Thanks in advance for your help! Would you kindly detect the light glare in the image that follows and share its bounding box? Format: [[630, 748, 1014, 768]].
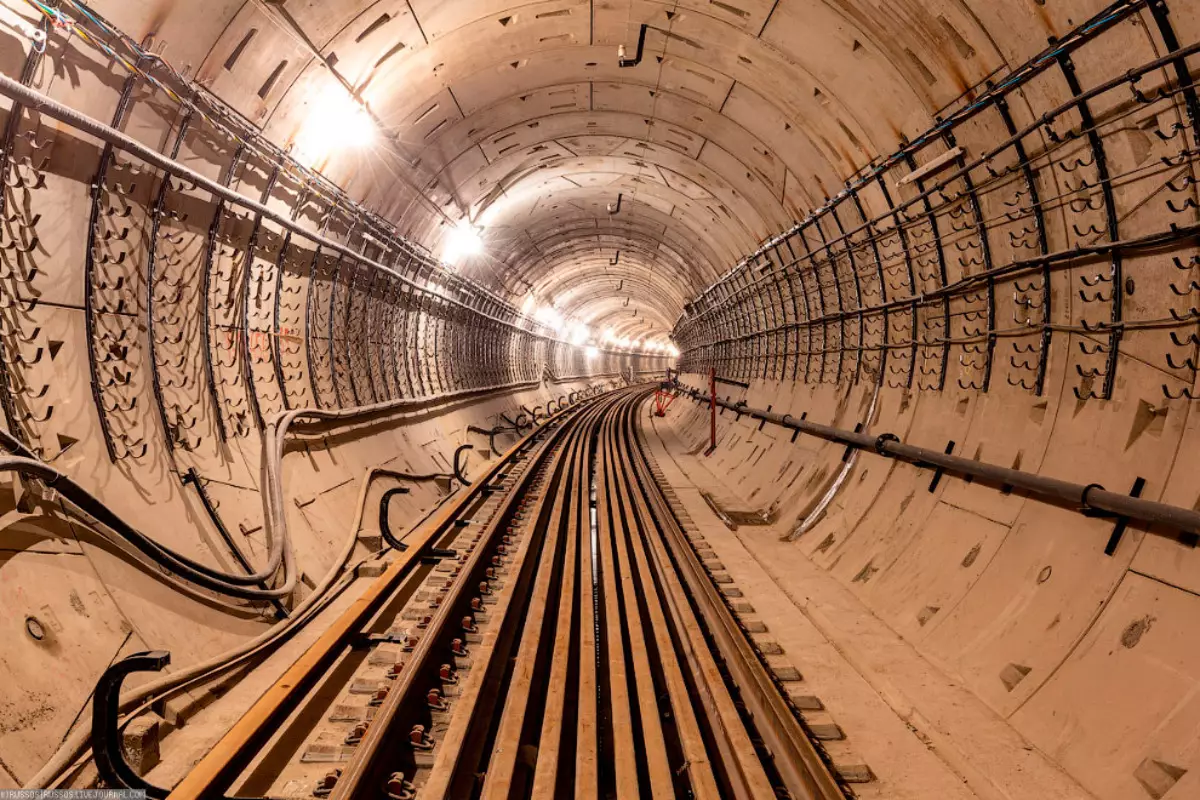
[[443, 221, 484, 266], [294, 88, 375, 165], [534, 305, 565, 334]]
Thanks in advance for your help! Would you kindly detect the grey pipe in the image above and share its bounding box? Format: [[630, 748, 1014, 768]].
[[677, 381, 1200, 534]]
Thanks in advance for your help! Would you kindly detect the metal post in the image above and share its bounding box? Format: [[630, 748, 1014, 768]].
[[708, 366, 717, 454]]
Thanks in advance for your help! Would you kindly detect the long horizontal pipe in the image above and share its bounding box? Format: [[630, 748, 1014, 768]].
[[687, 0, 1146, 306], [676, 381, 1200, 534], [0, 72, 588, 348], [0, 74, 693, 364], [682, 32, 1200, 325]]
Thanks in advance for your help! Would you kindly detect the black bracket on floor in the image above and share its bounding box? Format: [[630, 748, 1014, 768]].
[[788, 412, 807, 443], [93, 650, 172, 799], [352, 632, 408, 649]]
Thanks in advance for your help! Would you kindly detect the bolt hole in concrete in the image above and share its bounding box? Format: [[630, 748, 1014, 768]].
[[25, 615, 45, 640]]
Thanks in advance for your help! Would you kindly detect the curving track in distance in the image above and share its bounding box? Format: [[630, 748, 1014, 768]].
[[168, 385, 845, 800]]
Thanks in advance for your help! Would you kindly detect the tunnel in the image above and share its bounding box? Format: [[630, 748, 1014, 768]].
[[1, 0, 1199, 798]]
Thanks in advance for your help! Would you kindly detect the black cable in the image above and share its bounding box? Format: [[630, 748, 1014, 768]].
[[453, 444, 474, 486], [0, 430, 288, 600], [182, 469, 289, 618], [378, 487, 411, 551]]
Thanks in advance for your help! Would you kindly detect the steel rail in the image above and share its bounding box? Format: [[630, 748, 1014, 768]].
[[324, 406, 583, 799], [528, 402, 596, 799], [599, 404, 731, 799], [367, 394, 620, 800], [476, 401, 609, 799], [159, 385, 846, 800], [620, 392, 846, 799], [165, 394, 584, 800]]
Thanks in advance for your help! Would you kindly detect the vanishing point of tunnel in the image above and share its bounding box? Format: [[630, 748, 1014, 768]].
[[1, 0, 1199, 798]]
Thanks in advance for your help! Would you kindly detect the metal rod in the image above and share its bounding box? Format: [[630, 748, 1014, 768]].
[[676, 380, 1200, 534], [708, 367, 716, 453], [0, 71, 541, 340]]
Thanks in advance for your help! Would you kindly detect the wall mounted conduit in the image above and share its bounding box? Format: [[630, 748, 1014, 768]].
[[22, 377, 557, 790], [675, 381, 1200, 535]]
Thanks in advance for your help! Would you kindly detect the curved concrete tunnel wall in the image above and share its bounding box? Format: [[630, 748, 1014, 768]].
[[0, 0, 670, 786], [1, 0, 1200, 797], [662, 3, 1200, 799]]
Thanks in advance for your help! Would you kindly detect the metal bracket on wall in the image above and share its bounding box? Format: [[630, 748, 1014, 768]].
[[1087, 476, 1146, 556]]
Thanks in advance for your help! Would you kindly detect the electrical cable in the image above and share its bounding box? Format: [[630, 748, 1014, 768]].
[[24, 456, 473, 791]]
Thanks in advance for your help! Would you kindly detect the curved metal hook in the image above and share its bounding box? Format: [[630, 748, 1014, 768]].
[[1166, 352, 1198, 371], [1163, 383, 1198, 400]]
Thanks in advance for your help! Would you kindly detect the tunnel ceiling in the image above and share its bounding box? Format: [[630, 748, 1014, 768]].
[[92, 0, 1022, 344]]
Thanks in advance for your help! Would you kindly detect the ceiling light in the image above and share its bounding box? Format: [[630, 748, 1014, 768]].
[[294, 87, 376, 165], [586, 345, 599, 358], [443, 220, 484, 266]]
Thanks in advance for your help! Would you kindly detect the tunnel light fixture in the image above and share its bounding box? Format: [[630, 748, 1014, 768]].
[[443, 220, 484, 266], [569, 323, 590, 346], [586, 345, 599, 358], [294, 87, 376, 165]]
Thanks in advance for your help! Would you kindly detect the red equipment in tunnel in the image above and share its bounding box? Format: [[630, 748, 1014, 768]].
[[653, 369, 677, 417], [653, 386, 676, 417]]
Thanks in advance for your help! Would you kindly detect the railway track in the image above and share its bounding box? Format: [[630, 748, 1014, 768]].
[[166, 386, 845, 800]]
